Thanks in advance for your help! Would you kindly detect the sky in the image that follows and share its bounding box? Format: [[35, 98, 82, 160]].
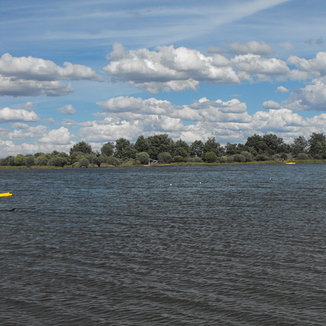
[[1, 0, 326, 157]]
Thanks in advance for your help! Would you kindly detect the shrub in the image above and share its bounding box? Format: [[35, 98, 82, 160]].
[[227, 155, 234, 163], [234, 154, 245, 162], [297, 153, 309, 160], [158, 152, 172, 164], [187, 156, 203, 163], [203, 151, 218, 163], [218, 156, 227, 163], [136, 152, 150, 164]]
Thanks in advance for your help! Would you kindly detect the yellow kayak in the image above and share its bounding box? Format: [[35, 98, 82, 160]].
[[0, 192, 12, 197]]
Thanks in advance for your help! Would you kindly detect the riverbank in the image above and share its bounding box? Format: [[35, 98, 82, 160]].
[[1, 159, 326, 169]]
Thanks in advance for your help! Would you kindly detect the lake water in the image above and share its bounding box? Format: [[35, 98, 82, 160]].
[[0, 164, 325, 325]]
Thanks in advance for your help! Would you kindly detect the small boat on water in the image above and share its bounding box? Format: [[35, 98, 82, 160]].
[[285, 161, 296, 164], [0, 192, 12, 197]]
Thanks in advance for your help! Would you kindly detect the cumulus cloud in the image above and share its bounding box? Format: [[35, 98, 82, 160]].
[[103, 43, 240, 92], [282, 78, 326, 111], [226, 41, 275, 56], [276, 86, 289, 93], [0, 53, 102, 97], [287, 52, 326, 78], [38, 127, 73, 144], [232, 54, 290, 77], [0, 107, 39, 122], [0, 53, 103, 82], [58, 104, 76, 115], [262, 100, 282, 110]]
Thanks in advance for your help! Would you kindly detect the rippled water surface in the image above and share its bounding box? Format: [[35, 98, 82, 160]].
[[1, 164, 325, 325]]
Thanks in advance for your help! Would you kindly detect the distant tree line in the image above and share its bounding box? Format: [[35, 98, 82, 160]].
[[1, 133, 326, 167]]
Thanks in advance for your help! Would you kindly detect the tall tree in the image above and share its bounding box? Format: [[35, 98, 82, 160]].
[[147, 134, 174, 160], [114, 138, 136, 159], [203, 137, 221, 156], [70, 141, 93, 155], [135, 135, 149, 153], [308, 133, 326, 157], [190, 140, 204, 157], [101, 142, 114, 156]]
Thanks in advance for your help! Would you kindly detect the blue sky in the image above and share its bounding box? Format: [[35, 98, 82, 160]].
[[1, 0, 326, 156]]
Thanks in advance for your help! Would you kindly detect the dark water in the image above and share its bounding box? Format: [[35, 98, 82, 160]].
[[0, 164, 325, 325]]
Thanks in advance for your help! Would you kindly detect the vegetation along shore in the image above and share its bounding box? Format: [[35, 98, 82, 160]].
[[1, 133, 326, 168]]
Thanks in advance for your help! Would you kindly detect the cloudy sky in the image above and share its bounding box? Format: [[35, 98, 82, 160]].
[[1, 0, 326, 157]]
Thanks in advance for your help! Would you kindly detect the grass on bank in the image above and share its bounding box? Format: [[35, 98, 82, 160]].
[[1, 159, 326, 169]]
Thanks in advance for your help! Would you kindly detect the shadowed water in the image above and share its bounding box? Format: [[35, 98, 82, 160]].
[[1, 164, 325, 325]]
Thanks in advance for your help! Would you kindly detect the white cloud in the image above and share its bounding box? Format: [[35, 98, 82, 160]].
[[0, 75, 74, 97], [262, 100, 282, 110], [287, 52, 326, 77], [226, 41, 275, 56], [232, 54, 290, 76], [282, 78, 326, 111], [0, 107, 39, 122], [0, 53, 103, 97], [276, 86, 289, 93], [103, 44, 240, 92], [0, 53, 103, 82], [58, 104, 76, 115], [38, 127, 73, 144]]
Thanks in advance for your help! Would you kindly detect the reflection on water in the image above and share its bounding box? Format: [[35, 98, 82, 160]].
[[1, 164, 325, 325]]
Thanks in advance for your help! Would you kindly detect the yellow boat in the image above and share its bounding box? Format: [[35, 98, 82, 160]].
[[285, 161, 296, 164], [0, 192, 12, 197]]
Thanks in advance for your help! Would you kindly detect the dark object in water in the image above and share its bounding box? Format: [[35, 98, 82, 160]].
[[0, 208, 17, 212]]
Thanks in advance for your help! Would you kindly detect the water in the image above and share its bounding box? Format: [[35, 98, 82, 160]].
[[0, 164, 325, 325]]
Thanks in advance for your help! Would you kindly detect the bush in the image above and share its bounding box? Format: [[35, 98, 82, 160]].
[[79, 158, 90, 167], [255, 154, 269, 161], [234, 154, 245, 162], [187, 156, 203, 163], [203, 151, 218, 163], [297, 153, 309, 160], [106, 156, 120, 166], [227, 155, 234, 163], [158, 152, 172, 164], [218, 156, 227, 163], [35, 155, 49, 166], [173, 155, 187, 163], [136, 152, 150, 164], [48, 156, 68, 167]]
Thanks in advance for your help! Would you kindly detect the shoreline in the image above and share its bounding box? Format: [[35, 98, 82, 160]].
[[0, 159, 326, 169]]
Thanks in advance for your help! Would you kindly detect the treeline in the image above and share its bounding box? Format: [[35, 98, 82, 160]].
[[1, 133, 326, 167]]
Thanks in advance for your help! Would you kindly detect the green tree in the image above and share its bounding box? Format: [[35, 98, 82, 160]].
[[147, 134, 174, 160], [190, 140, 204, 157], [70, 141, 93, 155], [114, 138, 137, 159], [136, 152, 150, 164], [262, 134, 286, 155], [134, 135, 149, 153], [225, 143, 239, 155], [101, 142, 114, 156], [291, 136, 308, 156], [48, 155, 68, 167], [78, 158, 90, 167], [245, 134, 267, 154], [14, 155, 26, 166], [203, 151, 218, 163], [308, 133, 326, 158], [26, 155, 34, 167], [35, 155, 50, 166], [203, 137, 221, 156], [158, 152, 172, 163]]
